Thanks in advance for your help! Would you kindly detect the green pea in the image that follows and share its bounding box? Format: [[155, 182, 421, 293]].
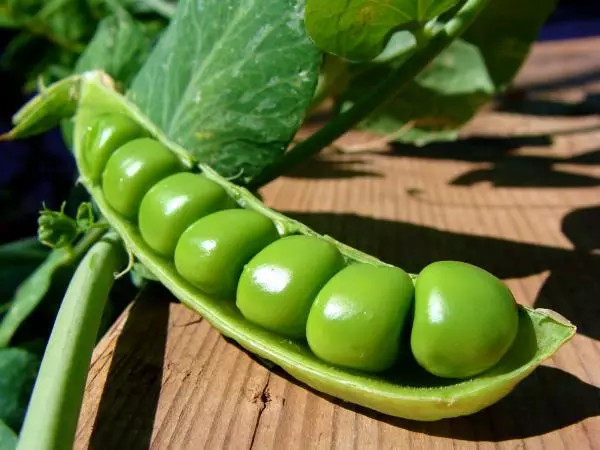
[[102, 138, 182, 220], [83, 114, 147, 183], [306, 263, 414, 373], [411, 261, 519, 379], [174, 209, 279, 298], [236, 235, 345, 339], [138, 172, 236, 258]]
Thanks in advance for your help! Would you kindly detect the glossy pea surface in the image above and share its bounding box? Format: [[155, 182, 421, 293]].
[[138, 172, 236, 258], [102, 138, 182, 220], [84, 114, 147, 182], [236, 235, 345, 339], [306, 263, 414, 373], [174, 209, 279, 298], [411, 261, 519, 379]]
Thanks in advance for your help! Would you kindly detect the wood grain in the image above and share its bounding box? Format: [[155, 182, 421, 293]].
[[75, 37, 600, 449]]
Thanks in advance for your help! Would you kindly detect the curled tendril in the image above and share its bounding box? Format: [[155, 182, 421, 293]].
[[113, 244, 135, 280], [37, 201, 108, 250]]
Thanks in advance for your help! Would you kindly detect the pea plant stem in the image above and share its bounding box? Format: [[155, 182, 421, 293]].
[[249, 0, 490, 189], [16, 232, 125, 450]]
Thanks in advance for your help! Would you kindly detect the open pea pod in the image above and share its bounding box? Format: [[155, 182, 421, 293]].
[[2, 71, 576, 421]]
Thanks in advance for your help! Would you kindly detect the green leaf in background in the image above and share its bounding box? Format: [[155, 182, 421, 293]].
[[0, 348, 40, 432], [371, 30, 416, 64], [127, 0, 322, 183], [121, 0, 177, 17], [0, 31, 79, 91], [0, 3, 20, 28], [0, 75, 81, 141], [0, 238, 50, 316], [0, 420, 17, 450], [343, 0, 558, 146], [0, 0, 170, 92], [59, 7, 161, 147], [0, 238, 48, 267], [0, 250, 69, 347], [304, 0, 459, 61], [74, 9, 159, 89], [461, 0, 560, 92], [6, 0, 93, 52], [345, 38, 494, 145]]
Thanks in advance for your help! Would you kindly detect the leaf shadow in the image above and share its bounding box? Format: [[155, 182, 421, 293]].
[[390, 137, 600, 188], [87, 286, 171, 450], [281, 155, 383, 180], [515, 68, 600, 94], [561, 204, 600, 252], [496, 90, 600, 117]]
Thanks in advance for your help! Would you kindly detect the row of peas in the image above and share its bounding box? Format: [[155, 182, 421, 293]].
[[82, 113, 520, 379]]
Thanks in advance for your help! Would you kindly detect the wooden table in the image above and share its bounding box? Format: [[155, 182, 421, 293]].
[[75, 37, 600, 449]]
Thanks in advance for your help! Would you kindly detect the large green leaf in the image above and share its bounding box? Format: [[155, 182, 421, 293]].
[[0, 348, 40, 431], [127, 0, 322, 182], [304, 0, 459, 61], [345, 38, 494, 145]]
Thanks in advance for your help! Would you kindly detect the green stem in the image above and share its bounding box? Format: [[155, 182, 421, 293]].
[[16, 232, 125, 450], [249, 0, 490, 189]]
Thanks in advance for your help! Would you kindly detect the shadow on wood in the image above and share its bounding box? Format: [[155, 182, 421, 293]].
[[282, 155, 383, 180], [88, 287, 171, 450], [389, 137, 600, 188], [562, 205, 600, 251]]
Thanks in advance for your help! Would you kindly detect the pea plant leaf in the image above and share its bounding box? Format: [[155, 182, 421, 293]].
[[461, 0, 560, 92], [0, 249, 70, 347], [127, 0, 322, 183], [0, 238, 50, 315], [345, 38, 494, 145], [0, 75, 81, 141], [6, 0, 94, 52], [304, 0, 459, 61], [0, 348, 40, 432], [0, 219, 105, 347], [0, 31, 80, 92], [60, 7, 160, 147], [74, 9, 158, 89], [0, 419, 17, 450], [344, 0, 559, 145]]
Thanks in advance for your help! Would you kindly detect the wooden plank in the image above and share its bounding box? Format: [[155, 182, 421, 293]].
[[75, 36, 600, 449]]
